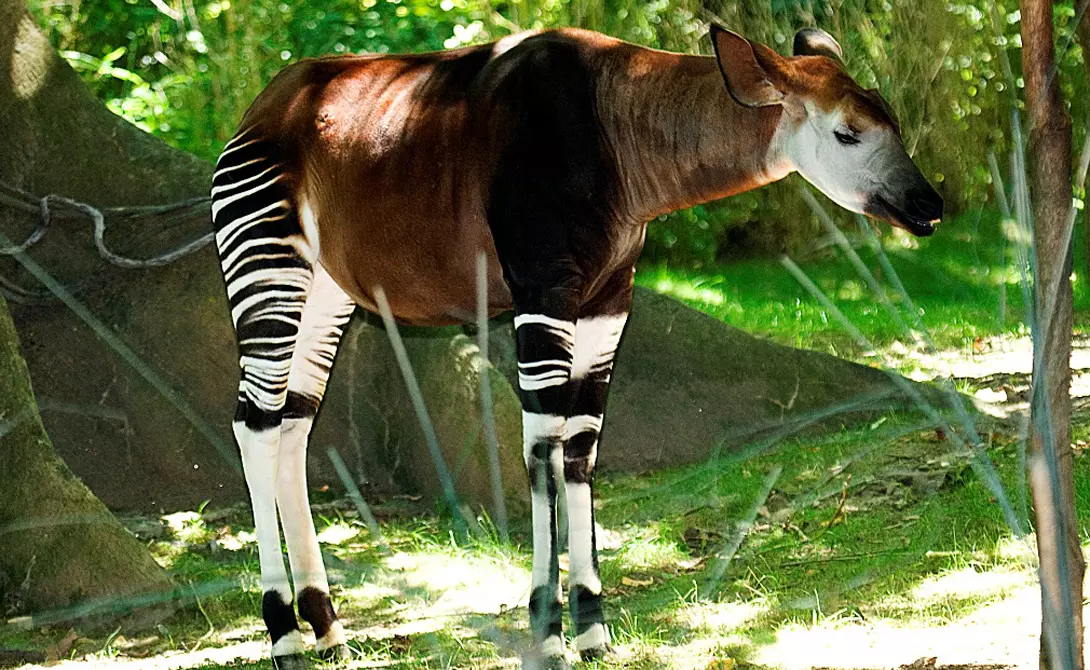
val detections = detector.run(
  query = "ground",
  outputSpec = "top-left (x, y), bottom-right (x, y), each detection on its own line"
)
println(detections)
top-left (1, 212), bottom-right (1087, 669)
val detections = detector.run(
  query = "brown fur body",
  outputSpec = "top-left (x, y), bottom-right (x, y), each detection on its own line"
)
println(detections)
top-left (236, 29), bottom-right (783, 325)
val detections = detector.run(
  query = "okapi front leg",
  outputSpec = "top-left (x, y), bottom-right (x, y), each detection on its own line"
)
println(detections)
top-left (513, 295), bottom-right (579, 670)
top-left (567, 310), bottom-right (628, 660)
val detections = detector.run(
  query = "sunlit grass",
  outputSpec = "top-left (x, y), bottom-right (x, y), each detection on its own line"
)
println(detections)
top-left (637, 210), bottom-right (1090, 361)
top-left (5, 411), bottom-right (1089, 668)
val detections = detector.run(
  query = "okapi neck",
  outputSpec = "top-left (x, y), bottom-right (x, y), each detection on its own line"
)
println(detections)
top-left (595, 48), bottom-right (786, 223)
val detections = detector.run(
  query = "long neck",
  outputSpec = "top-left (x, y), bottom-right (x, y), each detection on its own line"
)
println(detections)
top-left (594, 45), bottom-right (793, 223)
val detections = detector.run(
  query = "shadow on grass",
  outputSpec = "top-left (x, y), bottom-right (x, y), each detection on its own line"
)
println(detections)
top-left (2, 404), bottom-right (1077, 669)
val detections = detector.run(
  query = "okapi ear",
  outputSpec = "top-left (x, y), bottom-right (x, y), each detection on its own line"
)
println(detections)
top-left (711, 24), bottom-right (786, 108)
top-left (793, 27), bottom-right (843, 63)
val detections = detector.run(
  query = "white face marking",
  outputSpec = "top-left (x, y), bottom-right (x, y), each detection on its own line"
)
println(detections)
top-left (779, 105), bottom-right (902, 214)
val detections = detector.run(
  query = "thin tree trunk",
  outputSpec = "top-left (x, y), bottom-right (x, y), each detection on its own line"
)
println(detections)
top-left (0, 290), bottom-right (174, 626)
top-left (1019, 1), bottom-right (1084, 669)
top-left (1078, 0), bottom-right (1090, 281)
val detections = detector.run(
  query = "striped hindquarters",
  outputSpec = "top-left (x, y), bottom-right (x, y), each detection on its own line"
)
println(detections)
top-left (211, 128), bottom-right (314, 420)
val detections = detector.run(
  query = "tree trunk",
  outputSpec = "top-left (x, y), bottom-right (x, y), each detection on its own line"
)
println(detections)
top-left (1019, 1), bottom-right (1084, 668)
top-left (1078, 0), bottom-right (1090, 281)
top-left (0, 290), bottom-right (174, 626)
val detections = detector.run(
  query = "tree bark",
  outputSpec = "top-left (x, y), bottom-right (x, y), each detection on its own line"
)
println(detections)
top-left (0, 290), bottom-right (174, 626)
top-left (1019, 1), bottom-right (1084, 668)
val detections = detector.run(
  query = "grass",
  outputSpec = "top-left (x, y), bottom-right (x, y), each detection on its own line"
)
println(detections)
top-left (637, 209), bottom-right (1090, 359)
top-left (4, 409), bottom-right (1087, 668)
top-left (3, 207), bottom-right (1086, 668)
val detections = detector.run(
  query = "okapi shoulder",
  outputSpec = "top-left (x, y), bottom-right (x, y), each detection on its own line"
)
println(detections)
top-left (472, 31), bottom-right (605, 101)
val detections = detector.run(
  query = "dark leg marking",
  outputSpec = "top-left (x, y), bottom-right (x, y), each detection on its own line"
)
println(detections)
top-left (262, 590), bottom-right (300, 646)
top-left (297, 586), bottom-right (336, 641)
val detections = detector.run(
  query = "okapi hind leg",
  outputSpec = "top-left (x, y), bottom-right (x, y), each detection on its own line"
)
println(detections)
top-left (212, 128), bottom-right (316, 667)
top-left (278, 264), bottom-right (356, 660)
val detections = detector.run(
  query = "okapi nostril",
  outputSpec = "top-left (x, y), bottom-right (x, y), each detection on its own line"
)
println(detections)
top-left (908, 188), bottom-right (944, 221)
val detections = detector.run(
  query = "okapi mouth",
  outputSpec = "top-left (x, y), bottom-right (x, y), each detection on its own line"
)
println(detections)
top-left (865, 194), bottom-right (939, 237)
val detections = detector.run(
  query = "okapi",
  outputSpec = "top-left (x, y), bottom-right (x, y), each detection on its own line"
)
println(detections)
top-left (210, 24), bottom-right (942, 669)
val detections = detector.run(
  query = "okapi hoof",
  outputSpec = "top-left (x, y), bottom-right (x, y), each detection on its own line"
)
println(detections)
top-left (271, 653), bottom-right (307, 670)
top-left (318, 643), bottom-right (353, 662)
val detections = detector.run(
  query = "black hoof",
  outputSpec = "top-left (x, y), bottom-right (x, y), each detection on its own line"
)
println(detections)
top-left (318, 643), bottom-right (353, 662)
top-left (272, 653), bottom-right (307, 670)
top-left (579, 644), bottom-right (610, 662)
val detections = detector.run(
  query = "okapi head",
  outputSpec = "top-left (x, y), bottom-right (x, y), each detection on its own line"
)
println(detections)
top-left (712, 25), bottom-right (943, 236)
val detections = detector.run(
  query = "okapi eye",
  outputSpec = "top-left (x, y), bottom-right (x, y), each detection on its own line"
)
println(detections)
top-left (834, 130), bottom-right (860, 146)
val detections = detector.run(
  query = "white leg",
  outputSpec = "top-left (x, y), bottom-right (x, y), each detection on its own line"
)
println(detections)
top-left (566, 312), bottom-right (628, 658)
top-left (278, 265), bottom-right (354, 653)
top-left (235, 418), bottom-right (305, 657)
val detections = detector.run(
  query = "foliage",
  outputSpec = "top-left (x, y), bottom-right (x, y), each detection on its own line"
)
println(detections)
top-left (24, 0), bottom-right (1089, 266)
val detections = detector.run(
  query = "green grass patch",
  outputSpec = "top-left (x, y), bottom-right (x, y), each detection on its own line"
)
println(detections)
top-left (637, 209), bottom-right (1090, 358)
top-left (4, 410), bottom-right (1086, 668)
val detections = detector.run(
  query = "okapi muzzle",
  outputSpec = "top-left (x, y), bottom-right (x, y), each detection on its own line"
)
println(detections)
top-left (863, 152), bottom-right (945, 237)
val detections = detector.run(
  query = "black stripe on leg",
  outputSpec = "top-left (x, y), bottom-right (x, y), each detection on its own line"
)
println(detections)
top-left (569, 376), bottom-right (609, 418)
top-left (283, 391), bottom-right (320, 420)
top-left (563, 429), bottom-right (598, 484)
top-left (235, 397), bottom-right (283, 431)
top-left (297, 586), bottom-right (337, 640)
top-left (570, 584), bottom-right (605, 636)
top-left (262, 590), bottom-right (300, 645)
top-left (529, 585), bottom-right (563, 643)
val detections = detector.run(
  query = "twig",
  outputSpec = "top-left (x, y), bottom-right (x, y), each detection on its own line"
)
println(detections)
top-left (476, 251), bottom-right (509, 540)
top-left (774, 549), bottom-right (909, 569)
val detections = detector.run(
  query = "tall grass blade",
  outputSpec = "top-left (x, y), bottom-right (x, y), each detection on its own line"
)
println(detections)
top-left (477, 251), bottom-right (509, 540)
top-left (7, 579), bottom-right (238, 630)
top-left (779, 256), bottom-right (1024, 537)
top-left (372, 285), bottom-right (473, 536)
top-left (702, 465), bottom-right (782, 598)
top-left (796, 185), bottom-right (1023, 532)
top-left (327, 447), bottom-right (389, 552)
